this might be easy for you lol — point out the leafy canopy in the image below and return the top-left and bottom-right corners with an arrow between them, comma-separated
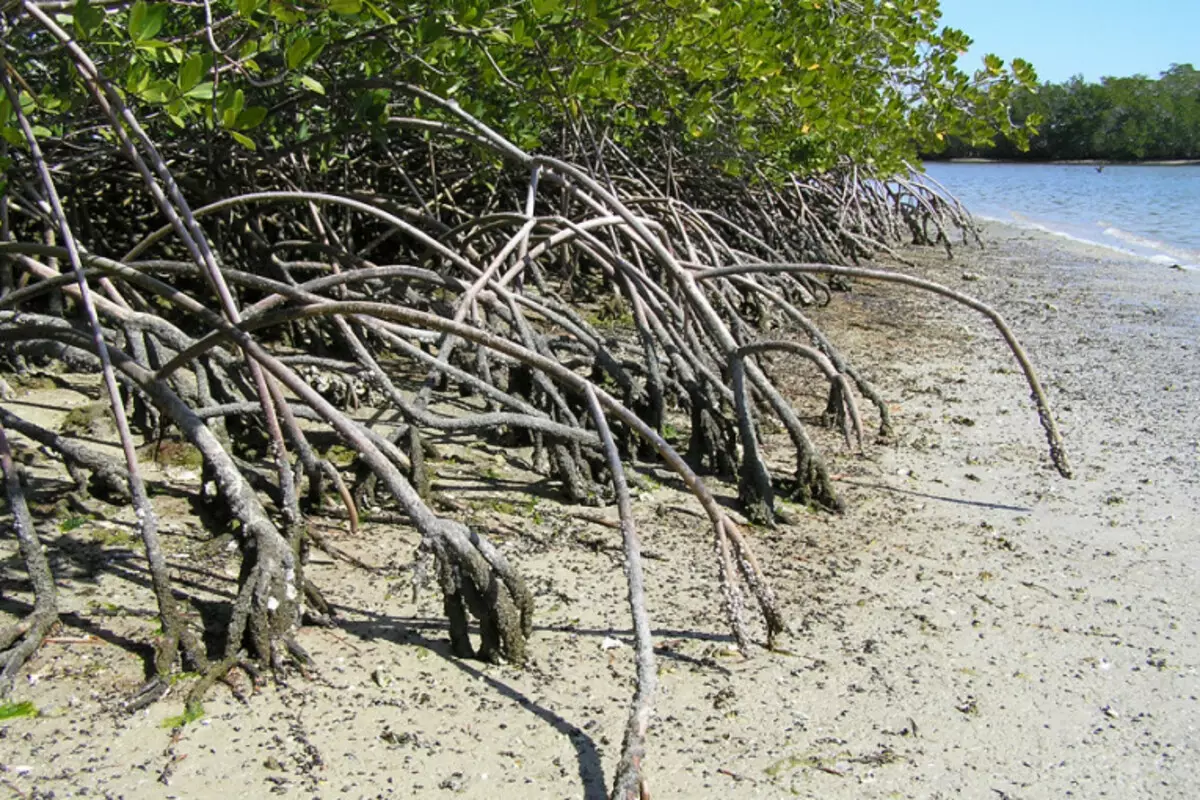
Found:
1,0 -> 1036,178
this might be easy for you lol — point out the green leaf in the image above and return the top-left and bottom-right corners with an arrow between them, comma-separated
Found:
417,14 -> 445,43
0,701 -> 38,720
329,0 -> 361,14
303,35 -> 326,66
236,105 -> 268,130
161,703 -> 204,729
141,79 -> 176,104
128,1 -> 165,42
178,54 -> 204,92
74,0 -> 104,38
531,0 -> 560,17
456,4 -> 481,24
184,81 -> 214,100
237,0 -> 259,18
269,0 -> 302,23
229,131 -> 256,150
299,75 -> 325,95
286,37 -> 310,70
221,88 -> 246,128
128,0 -> 146,38
0,702 -> 37,720
363,0 -> 394,24
125,63 -> 150,94
134,39 -> 172,52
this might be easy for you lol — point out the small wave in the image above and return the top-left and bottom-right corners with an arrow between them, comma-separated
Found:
985,212 -> 1199,270
1098,224 -> 1200,268
1103,225 -> 1171,251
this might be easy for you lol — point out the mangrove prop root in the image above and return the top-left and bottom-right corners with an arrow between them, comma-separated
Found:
0,26 -> 1068,792
585,386 -> 657,800
2,70 -> 208,681
0,422 -> 59,698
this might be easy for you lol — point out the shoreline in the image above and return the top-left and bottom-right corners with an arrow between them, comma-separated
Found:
2,226 -> 1198,797
927,156 -> 1200,167
973,215 -> 1199,270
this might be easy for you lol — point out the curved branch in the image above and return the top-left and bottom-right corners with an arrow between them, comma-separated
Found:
697,262 -> 1072,478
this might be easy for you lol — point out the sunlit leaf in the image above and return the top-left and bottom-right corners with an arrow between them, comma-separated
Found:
300,75 -> 325,95
363,1 -> 395,24
129,1 -> 165,41
269,0 -> 302,24
286,37 -> 310,70
0,702 -> 37,720
178,54 -> 204,92
141,79 -> 175,104
184,82 -> 214,100
230,130 -> 256,150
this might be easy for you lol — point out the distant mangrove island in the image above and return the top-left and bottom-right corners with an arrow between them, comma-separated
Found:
928,63 -> 1200,162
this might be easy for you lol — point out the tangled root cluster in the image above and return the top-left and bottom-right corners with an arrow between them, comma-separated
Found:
0,37 -> 1069,797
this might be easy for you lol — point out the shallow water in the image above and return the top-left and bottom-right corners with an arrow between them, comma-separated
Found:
921,161 -> 1200,268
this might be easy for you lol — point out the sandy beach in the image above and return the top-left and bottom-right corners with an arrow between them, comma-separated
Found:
1,222 -> 1197,799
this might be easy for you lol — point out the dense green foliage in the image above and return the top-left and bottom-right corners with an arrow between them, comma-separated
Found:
1,0 -> 1036,183
931,64 -> 1200,162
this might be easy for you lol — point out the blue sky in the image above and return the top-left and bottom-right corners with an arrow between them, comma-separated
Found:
937,0 -> 1199,84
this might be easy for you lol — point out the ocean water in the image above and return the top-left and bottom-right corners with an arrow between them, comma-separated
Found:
920,161 -> 1200,269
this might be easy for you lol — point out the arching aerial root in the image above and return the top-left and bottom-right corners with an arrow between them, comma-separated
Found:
0,29 -> 1070,796
0,422 -> 59,699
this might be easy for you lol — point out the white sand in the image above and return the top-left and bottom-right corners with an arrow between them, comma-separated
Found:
2,221 -> 1197,798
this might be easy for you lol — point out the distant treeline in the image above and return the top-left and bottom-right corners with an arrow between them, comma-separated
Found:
928,64 -> 1200,162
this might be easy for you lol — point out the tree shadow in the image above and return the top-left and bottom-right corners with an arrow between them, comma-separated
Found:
323,603 -> 745,794
430,476 -> 572,505
0,594 -> 157,678
837,477 -> 1033,512
4,481 -> 737,800
10,529 -> 241,669
337,610 -> 609,800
